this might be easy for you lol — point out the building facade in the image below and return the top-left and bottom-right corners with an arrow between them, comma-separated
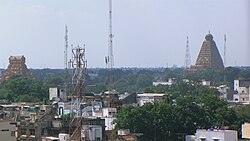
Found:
0,120 -> 16,141
195,129 -> 238,141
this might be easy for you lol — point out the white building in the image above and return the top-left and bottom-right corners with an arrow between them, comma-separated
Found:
185,135 -> 196,141
101,108 -> 116,131
0,120 -> 16,141
49,88 -> 66,101
42,136 -> 59,141
242,122 -> 250,139
193,129 -> 238,141
91,101 -> 117,130
57,101 -> 117,131
217,85 -> 230,99
58,133 -> 70,141
234,80 -> 250,93
82,125 -> 102,141
153,78 -> 176,86
201,79 -> 211,86
233,80 -> 250,103
137,93 -> 165,106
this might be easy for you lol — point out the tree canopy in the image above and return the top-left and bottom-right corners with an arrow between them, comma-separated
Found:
115,95 -> 239,141
0,76 -> 48,102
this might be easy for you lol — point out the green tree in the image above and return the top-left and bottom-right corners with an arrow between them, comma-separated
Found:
0,76 -> 48,102
115,95 -> 239,141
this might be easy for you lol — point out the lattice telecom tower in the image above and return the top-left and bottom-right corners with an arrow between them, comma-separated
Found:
185,36 -> 191,68
105,0 -> 115,90
69,45 -> 87,141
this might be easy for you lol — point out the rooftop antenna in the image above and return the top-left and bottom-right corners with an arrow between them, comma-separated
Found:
185,36 -> 191,68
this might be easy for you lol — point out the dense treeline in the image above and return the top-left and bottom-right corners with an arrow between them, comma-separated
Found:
0,67 -> 249,102
116,95 -> 239,141
86,67 -> 250,94
0,76 -> 48,102
115,81 -> 250,141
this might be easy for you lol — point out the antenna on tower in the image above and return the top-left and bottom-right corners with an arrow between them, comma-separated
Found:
65,25 -> 68,70
69,45 -> 87,141
223,34 -> 227,82
185,36 -> 191,68
105,0 -> 115,90
64,25 -> 69,101
224,34 -> 226,67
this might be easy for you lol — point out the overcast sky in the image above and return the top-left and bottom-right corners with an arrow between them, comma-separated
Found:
0,0 -> 249,69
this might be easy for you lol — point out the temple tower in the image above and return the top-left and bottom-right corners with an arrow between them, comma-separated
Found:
1,56 -> 32,81
193,33 -> 224,70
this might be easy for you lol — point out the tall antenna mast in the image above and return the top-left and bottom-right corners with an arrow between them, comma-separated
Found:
64,25 -> 69,101
106,0 -> 115,90
185,36 -> 191,68
65,25 -> 69,71
224,34 -> 226,67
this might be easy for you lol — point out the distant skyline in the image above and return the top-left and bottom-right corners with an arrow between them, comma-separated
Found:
0,0 -> 249,69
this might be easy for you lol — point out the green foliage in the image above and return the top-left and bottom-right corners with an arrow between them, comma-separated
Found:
85,84 -> 107,94
0,76 -> 48,102
115,95 -> 239,141
144,81 -> 219,98
17,94 -> 39,102
26,67 -> 250,95
234,105 -> 250,123
47,77 -> 64,87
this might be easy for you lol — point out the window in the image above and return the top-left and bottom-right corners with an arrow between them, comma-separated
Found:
21,128 -> 26,135
29,129 -> 35,135
11,131 -> 15,136
200,138 -> 206,141
1,129 -> 9,132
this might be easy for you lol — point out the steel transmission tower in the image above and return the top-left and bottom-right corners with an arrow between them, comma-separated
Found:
69,45 -> 87,141
185,36 -> 191,68
105,0 -> 115,90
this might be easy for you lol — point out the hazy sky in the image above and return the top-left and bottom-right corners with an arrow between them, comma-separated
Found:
0,0 -> 249,69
